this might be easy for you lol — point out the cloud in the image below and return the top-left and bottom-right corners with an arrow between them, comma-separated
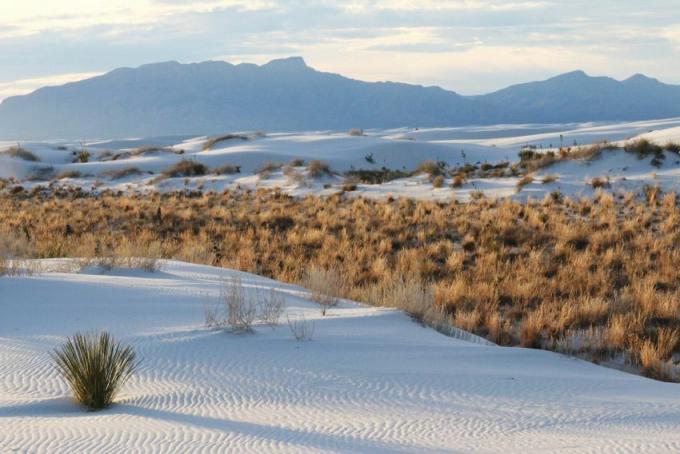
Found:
0,1 -> 275,38
0,0 -> 678,96
0,72 -> 102,101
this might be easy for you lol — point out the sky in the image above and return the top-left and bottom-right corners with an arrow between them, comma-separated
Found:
0,0 -> 679,100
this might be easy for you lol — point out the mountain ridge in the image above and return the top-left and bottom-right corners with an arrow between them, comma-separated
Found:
1,57 -> 679,140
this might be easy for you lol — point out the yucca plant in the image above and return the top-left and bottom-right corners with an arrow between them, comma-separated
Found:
52,331 -> 138,410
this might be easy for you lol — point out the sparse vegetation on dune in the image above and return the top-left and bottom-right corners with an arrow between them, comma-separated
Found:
2,146 -> 40,162
212,164 -> 241,175
102,167 -> 144,180
307,160 -> 332,178
203,133 -> 252,150
3,189 -> 680,381
161,160 -> 207,178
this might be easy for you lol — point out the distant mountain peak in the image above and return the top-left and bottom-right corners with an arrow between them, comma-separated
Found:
263,56 -> 309,70
553,70 -> 589,80
624,73 -> 659,84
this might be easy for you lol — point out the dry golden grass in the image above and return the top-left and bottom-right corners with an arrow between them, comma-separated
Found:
2,189 -> 680,380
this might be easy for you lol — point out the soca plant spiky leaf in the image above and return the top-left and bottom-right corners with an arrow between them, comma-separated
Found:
52,331 -> 138,410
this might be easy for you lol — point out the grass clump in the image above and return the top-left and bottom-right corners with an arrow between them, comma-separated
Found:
307,160 -> 332,178
625,139 -> 663,158
161,160 -> 207,178
3,146 -> 40,162
213,164 -> 241,175
414,160 -> 445,179
203,134 -> 250,151
73,150 -> 90,163
54,170 -> 82,180
345,167 -> 409,184
52,331 -> 137,410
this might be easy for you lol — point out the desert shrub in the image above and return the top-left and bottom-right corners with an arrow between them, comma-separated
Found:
54,170 -> 82,180
52,331 -> 137,410
130,146 -> 177,156
287,314 -> 315,341
625,139 -> 663,158
224,278 -> 257,332
518,149 -> 539,162
3,146 -> 39,162
102,167 -> 143,180
257,161 -> 283,178
73,150 -> 90,163
348,128 -> 364,137
303,266 -> 342,315
288,158 -> 305,167
664,142 -> 680,154
203,134 -> 250,150
451,174 -> 465,188
161,160 -> 207,178
344,168 -> 409,184
516,174 -> 533,191
415,160 -> 445,179
213,164 -> 241,175
590,176 -> 610,189
432,175 -> 445,188
258,289 -> 285,326
549,190 -> 564,203
643,184 -> 661,204
307,160 -> 332,178
542,175 -> 557,184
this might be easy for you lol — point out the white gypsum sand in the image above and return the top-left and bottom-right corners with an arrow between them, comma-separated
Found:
1,259 -> 680,453
2,117 -> 680,201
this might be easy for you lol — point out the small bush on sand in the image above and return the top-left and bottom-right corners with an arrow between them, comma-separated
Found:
542,175 -> 558,184
203,134 -> 250,150
54,170 -> 82,180
258,289 -> 285,326
664,142 -> 680,154
414,160 -> 445,179
348,128 -> 364,137
516,174 -> 533,192
161,160 -> 207,178
257,161 -> 283,179
73,150 -> 90,163
432,175 -> 445,188
3,146 -> 40,162
345,168 -> 409,184
287,314 -> 315,341
303,266 -> 342,315
224,278 -> 257,332
52,332 -> 137,410
213,164 -> 241,175
288,158 -> 305,167
307,160 -> 332,178
590,176 -> 610,189
625,139 -> 663,158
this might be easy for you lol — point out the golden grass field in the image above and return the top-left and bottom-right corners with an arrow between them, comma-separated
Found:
1,187 -> 679,381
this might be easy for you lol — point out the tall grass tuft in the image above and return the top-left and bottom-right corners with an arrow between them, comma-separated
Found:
52,332 -> 138,410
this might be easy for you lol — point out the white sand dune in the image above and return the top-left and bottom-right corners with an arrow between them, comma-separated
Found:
2,260 -> 680,453
3,118 -> 680,200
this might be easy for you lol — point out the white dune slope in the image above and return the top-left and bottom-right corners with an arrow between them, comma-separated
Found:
1,260 -> 680,453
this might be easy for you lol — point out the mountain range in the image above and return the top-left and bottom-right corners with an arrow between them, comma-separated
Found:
1,57 -> 679,140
